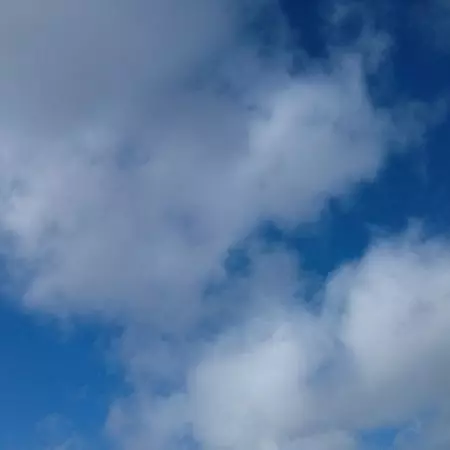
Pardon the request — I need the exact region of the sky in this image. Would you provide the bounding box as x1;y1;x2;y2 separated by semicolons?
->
1;0;450;449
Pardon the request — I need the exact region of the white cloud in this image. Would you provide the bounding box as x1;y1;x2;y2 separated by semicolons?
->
106;235;450;450
187;314;333;450
0;49;402;325
0;1;446;450
325;235;450;427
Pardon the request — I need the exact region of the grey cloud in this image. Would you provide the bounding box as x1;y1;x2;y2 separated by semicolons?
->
0;52;403;325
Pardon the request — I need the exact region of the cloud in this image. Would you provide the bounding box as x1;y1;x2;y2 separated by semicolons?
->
107;234;450;450
187;313;330;450
0;1;446;449
0;32;406;325
0;0;254;133
328;235;450;422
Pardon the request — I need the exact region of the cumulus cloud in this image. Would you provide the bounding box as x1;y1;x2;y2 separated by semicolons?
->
108;235;450;450
0;0;446;449
0;0;407;325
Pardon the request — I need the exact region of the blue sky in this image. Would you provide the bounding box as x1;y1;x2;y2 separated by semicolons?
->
1;1;450;449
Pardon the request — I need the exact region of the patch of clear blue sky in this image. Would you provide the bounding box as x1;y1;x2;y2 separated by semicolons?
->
0;302;123;449
1;0;450;448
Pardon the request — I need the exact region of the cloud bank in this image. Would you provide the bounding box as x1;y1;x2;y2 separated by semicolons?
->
0;0;405;322
0;1;448;449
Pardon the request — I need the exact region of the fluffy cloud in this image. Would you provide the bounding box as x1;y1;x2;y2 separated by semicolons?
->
0;1;404;326
0;1;446;450
108;235;450;450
